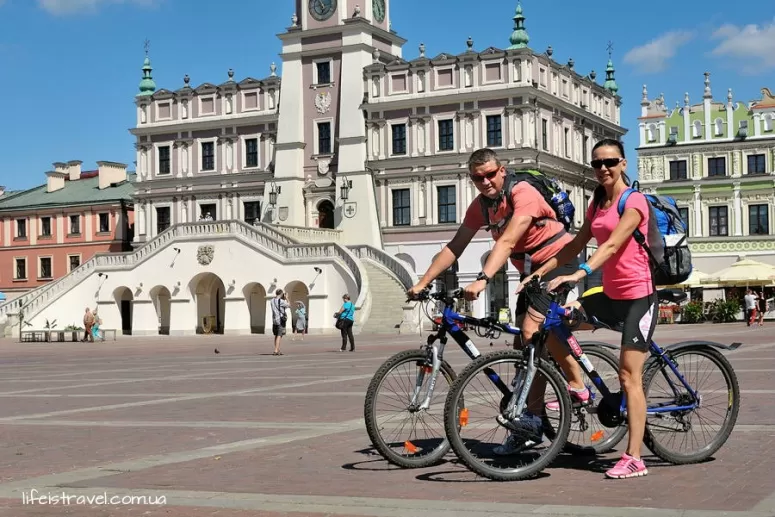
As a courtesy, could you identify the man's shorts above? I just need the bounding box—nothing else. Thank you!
[515,257,580,319]
[272,324,286,337]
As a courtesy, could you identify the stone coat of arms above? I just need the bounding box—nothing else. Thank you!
[315,92,331,114]
[197,245,215,266]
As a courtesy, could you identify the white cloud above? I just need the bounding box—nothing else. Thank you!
[37,0,157,15]
[711,19,775,73]
[623,31,695,74]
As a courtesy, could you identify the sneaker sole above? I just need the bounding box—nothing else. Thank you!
[606,468,649,479]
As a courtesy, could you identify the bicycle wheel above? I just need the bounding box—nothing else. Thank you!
[364,349,456,468]
[642,345,740,464]
[543,343,628,455]
[443,349,571,481]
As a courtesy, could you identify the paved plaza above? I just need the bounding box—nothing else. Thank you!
[0,322,773,517]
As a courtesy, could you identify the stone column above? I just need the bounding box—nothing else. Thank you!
[224,296,250,335]
[169,299,196,336]
[131,298,158,336]
[137,201,146,237]
[693,185,702,238]
[733,181,743,236]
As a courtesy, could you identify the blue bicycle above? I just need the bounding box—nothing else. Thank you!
[443,277,741,481]
[364,287,623,469]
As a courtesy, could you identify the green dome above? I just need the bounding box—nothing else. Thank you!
[507,2,529,49]
[138,56,156,96]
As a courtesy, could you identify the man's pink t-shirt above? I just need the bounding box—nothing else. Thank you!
[586,190,652,300]
[462,182,572,272]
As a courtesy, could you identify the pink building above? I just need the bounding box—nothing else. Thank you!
[0,161,135,301]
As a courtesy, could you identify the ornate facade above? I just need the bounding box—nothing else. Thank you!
[637,75,775,273]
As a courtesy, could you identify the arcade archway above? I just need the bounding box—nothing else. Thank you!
[189,273,226,334]
[243,282,267,334]
[149,285,171,335]
[285,280,310,334]
[112,287,133,335]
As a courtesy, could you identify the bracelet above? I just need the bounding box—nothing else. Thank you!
[578,263,593,276]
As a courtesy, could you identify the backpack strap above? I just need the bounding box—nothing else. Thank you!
[616,188,647,247]
[510,229,567,261]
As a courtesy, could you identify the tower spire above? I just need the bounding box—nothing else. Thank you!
[507,1,529,50]
[603,41,619,96]
[138,39,156,96]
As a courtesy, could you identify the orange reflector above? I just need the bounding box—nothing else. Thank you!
[404,441,418,453]
[590,430,605,442]
[459,408,469,427]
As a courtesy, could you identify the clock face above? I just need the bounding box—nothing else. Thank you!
[309,0,337,21]
[372,0,385,23]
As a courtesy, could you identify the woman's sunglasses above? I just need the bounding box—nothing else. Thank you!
[590,158,623,169]
[470,168,501,183]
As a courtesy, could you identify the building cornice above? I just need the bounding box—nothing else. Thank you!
[129,111,279,136]
[638,138,775,156]
[362,86,626,136]
[277,19,407,46]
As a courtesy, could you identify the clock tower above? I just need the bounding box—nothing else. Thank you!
[269,0,404,247]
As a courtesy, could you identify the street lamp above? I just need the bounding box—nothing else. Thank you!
[340,179,352,201]
[268,181,281,206]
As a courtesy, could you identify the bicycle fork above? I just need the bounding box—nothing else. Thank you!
[502,345,536,420]
[409,342,444,410]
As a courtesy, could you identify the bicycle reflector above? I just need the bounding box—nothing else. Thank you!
[404,441,418,453]
[459,408,469,427]
[590,430,605,442]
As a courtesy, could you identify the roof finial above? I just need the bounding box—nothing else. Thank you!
[684,91,690,106]
[419,42,425,57]
[703,71,712,99]
[728,87,733,104]
[507,1,529,50]
[138,40,156,96]
[641,84,649,106]
[603,41,618,95]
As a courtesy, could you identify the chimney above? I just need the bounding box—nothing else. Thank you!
[97,161,128,190]
[53,162,67,173]
[67,160,83,181]
[45,171,66,193]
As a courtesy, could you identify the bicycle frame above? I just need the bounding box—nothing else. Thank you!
[408,296,518,410]
[541,299,702,417]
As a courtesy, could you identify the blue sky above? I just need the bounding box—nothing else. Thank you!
[0,0,773,191]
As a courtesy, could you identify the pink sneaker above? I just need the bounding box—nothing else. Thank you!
[605,453,648,479]
[546,386,590,411]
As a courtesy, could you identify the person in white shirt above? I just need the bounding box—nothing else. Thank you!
[744,290,756,326]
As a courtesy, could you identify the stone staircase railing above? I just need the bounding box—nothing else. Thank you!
[2,220,366,326]
[271,225,343,243]
[348,245,417,290]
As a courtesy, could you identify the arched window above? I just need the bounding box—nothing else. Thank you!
[764,114,774,132]
[646,124,657,142]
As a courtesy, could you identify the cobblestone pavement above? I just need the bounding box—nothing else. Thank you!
[0,322,773,517]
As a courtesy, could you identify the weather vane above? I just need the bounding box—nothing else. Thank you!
[144,38,150,56]
[607,40,614,59]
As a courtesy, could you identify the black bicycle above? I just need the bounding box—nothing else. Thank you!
[363,287,622,468]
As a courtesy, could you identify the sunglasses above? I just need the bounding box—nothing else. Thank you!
[590,158,623,170]
[470,168,501,183]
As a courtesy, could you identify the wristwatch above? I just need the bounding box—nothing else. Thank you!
[476,271,491,284]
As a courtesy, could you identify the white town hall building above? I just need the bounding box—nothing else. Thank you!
[1,0,624,336]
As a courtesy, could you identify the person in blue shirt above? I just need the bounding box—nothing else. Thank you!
[336,294,355,352]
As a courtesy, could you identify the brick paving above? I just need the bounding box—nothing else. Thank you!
[0,323,772,516]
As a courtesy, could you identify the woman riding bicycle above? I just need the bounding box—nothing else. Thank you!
[523,138,656,479]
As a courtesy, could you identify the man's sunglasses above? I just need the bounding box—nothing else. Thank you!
[590,158,623,169]
[470,168,501,183]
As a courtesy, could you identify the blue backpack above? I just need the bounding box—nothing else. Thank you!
[617,186,692,286]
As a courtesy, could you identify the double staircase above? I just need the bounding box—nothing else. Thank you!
[0,221,420,336]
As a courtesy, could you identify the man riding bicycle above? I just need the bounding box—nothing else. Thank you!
[407,148,588,454]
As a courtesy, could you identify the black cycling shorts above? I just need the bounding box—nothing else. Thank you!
[580,291,658,352]
[515,257,580,318]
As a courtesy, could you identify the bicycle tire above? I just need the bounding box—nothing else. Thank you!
[642,345,740,465]
[443,349,571,481]
[364,349,457,468]
[543,343,628,455]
